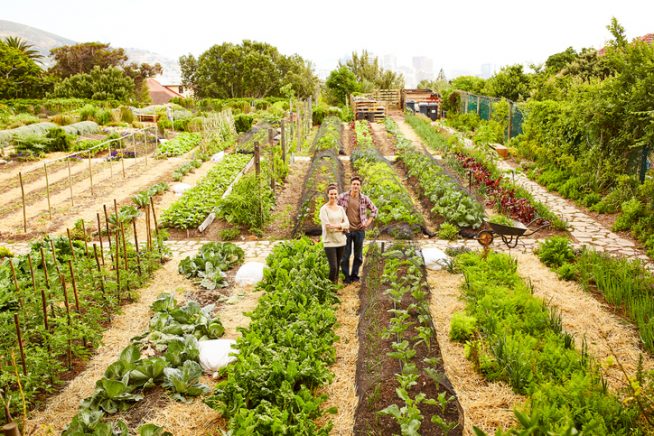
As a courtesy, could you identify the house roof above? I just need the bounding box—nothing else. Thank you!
[598,33,654,56]
[146,78,183,105]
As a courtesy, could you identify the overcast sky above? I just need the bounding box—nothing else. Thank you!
[3,0,653,79]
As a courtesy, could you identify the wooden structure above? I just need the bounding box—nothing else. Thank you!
[401,89,442,120]
[371,89,401,110]
[136,113,158,123]
[351,96,386,122]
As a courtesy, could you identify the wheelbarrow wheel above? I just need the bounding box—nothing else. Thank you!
[477,230,494,247]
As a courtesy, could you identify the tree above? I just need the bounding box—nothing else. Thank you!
[1,36,43,62]
[180,40,317,99]
[341,50,404,91]
[484,64,531,101]
[123,62,163,101]
[544,47,577,73]
[0,43,48,98]
[449,75,486,94]
[50,42,128,78]
[52,66,134,101]
[325,65,360,105]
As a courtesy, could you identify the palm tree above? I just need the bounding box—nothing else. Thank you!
[2,36,43,62]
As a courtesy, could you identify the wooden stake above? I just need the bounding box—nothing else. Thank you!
[67,158,74,206]
[2,422,20,436]
[254,141,261,175]
[49,239,61,276]
[281,119,286,163]
[40,286,49,332]
[19,172,27,233]
[93,244,105,295]
[96,213,105,265]
[59,274,73,368]
[8,260,23,308]
[145,204,152,252]
[44,163,52,218]
[40,246,56,319]
[81,220,89,256]
[120,222,129,272]
[120,141,126,178]
[13,314,27,376]
[115,230,121,301]
[103,204,114,264]
[66,228,76,261]
[67,260,81,313]
[149,196,163,262]
[132,219,142,276]
[26,254,37,292]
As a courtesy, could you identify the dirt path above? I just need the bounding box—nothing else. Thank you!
[0,152,71,184]
[368,122,395,156]
[317,283,360,435]
[264,158,311,240]
[427,270,523,434]
[1,155,181,239]
[513,252,654,390]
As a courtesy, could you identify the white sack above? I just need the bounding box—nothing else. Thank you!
[235,262,265,285]
[422,247,451,271]
[198,339,238,372]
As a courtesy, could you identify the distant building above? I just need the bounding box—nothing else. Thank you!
[598,33,654,56]
[146,78,190,104]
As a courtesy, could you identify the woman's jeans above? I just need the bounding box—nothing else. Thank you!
[341,230,365,279]
[324,245,345,283]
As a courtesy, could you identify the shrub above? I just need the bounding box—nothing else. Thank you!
[234,114,254,133]
[45,127,71,152]
[95,109,113,125]
[438,223,459,240]
[555,262,578,281]
[78,104,99,121]
[450,312,477,342]
[51,113,75,126]
[119,106,134,124]
[613,198,643,232]
[536,236,575,268]
[219,228,240,241]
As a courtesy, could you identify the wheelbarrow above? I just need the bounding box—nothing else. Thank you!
[476,218,550,248]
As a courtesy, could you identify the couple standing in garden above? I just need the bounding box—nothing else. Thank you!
[319,176,378,285]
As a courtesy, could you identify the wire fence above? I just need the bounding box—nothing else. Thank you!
[456,91,525,139]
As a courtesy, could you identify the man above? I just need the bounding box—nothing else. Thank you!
[338,176,378,284]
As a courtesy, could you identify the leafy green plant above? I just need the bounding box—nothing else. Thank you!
[0,246,14,259]
[535,236,575,268]
[178,242,244,290]
[449,312,477,342]
[156,132,201,157]
[437,223,459,240]
[219,227,240,241]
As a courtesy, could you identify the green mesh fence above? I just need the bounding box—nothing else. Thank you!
[510,104,524,138]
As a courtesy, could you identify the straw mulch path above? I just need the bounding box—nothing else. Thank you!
[427,270,524,435]
[316,282,360,435]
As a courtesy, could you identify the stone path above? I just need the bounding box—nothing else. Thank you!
[432,123,654,270]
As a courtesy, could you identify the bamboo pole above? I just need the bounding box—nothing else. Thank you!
[49,239,61,277]
[19,172,26,233]
[67,158,74,206]
[120,222,129,271]
[145,204,152,252]
[13,314,27,375]
[40,285,49,332]
[44,163,52,218]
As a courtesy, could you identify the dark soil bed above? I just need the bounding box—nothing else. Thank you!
[354,243,463,435]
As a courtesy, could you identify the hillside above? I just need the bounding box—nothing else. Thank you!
[0,19,181,83]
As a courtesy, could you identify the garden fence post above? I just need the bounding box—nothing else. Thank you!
[269,129,275,190]
[119,222,129,275]
[120,138,126,178]
[19,172,27,233]
[67,260,87,349]
[44,163,52,218]
[59,273,73,368]
[254,141,261,175]
[115,230,121,301]
[281,119,286,163]
[109,140,114,178]
[2,422,20,436]
[145,204,152,253]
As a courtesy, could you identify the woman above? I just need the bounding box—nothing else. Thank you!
[319,184,350,284]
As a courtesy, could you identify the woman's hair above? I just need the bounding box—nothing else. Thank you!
[326,183,338,194]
